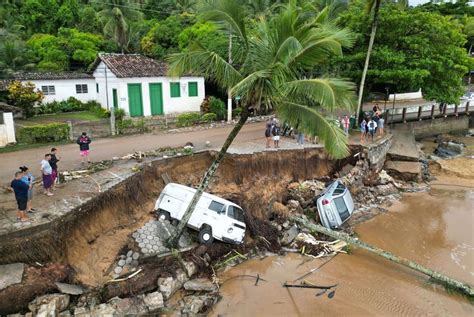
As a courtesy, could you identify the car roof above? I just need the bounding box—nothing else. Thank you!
[163,183,243,209]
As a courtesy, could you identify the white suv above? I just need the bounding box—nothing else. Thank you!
[314,180,354,229]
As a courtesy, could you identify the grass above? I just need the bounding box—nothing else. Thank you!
[0,140,72,154]
[16,111,102,126]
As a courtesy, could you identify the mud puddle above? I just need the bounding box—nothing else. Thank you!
[212,181,474,316]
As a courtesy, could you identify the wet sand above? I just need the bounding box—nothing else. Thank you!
[212,180,474,316]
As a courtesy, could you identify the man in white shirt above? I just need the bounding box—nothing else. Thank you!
[40,154,53,196]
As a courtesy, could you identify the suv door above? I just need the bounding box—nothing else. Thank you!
[206,200,226,239]
[225,205,246,243]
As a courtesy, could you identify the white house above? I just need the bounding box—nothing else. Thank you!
[0,112,16,147]
[5,54,206,117]
[90,53,205,117]
[12,72,96,103]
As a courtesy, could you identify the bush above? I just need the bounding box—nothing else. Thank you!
[117,118,148,134]
[114,108,126,121]
[201,112,217,123]
[209,96,226,120]
[176,112,201,127]
[233,107,242,118]
[17,123,69,144]
[35,97,98,115]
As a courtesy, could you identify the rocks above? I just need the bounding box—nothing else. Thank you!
[280,224,299,245]
[286,200,302,213]
[55,282,84,295]
[0,263,24,291]
[28,294,70,316]
[180,294,219,315]
[375,184,398,196]
[184,278,216,292]
[140,291,164,312]
[377,169,393,185]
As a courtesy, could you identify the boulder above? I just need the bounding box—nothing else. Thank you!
[108,297,148,315]
[286,200,302,212]
[183,278,216,292]
[182,261,197,277]
[280,224,299,245]
[0,263,24,291]
[55,282,84,295]
[140,291,164,312]
[29,294,70,315]
[376,184,398,196]
[181,295,214,315]
[378,170,393,185]
[158,271,188,300]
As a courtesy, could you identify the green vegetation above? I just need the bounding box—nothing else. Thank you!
[17,122,70,144]
[176,112,201,127]
[18,111,102,126]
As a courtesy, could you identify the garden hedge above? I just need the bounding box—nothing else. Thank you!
[17,123,70,144]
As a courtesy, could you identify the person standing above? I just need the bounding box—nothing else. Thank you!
[360,118,367,143]
[296,129,305,146]
[77,132,92,164]
[265,122,272,148]
[11,171,30,222]
[378,116,385,137]
[50,147,60,187]
[272,123,281,148]
[341,115,350,136]
[41,154,54,196]
[20,166,35,213]
[367,118,377,142]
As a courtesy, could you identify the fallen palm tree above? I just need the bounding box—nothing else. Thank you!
[292,217,474,297]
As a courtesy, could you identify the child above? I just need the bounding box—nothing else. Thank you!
[20,166,35,213]
[367,118,377,141]
[360,118,367,143]
[77,132,92,164]
[342,115,350,136]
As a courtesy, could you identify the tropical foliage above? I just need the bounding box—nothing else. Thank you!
[7,81,44,117]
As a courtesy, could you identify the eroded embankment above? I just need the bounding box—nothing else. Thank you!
[0,147,358,287]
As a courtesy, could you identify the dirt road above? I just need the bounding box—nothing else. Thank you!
[0,122,267,183]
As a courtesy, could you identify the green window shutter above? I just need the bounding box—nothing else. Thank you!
[188,82,198,97]
[170,82,180,98]
[96,83,99,93]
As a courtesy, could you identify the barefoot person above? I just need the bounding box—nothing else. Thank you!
[77,132,92,164]
[20,166,35,213]
[11,171,30,222]
[40,154,54,196]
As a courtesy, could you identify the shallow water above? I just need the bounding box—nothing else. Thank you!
[212,183,474,316]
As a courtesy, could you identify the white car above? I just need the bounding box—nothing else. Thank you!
[154,183,246,245]
[460,92,474,102]
[314,180,354,229]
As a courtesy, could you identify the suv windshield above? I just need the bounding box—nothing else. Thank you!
[333,183,346,196]
[227,206,245,222]
[333,197,350,222]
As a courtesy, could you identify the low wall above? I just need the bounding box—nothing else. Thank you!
[69,119,111,139]
[362,134,393,172]
[396,116,470,139]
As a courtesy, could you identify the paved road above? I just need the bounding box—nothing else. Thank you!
[0,122,267,184]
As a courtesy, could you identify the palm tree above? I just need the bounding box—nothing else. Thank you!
[98,0,143,53]
[166,0,356,247]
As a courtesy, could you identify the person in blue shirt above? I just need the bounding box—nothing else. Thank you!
[20,166,35,213]
[11,171,30,222]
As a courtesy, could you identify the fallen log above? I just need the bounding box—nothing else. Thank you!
[292,217,474,297]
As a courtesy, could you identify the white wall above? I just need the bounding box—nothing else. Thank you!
[389,89,422,101]
[0,112,16,147]
[24,79,96,103]
[93,62,205,116]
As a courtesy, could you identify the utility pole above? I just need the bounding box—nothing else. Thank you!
[227,34,232,123]
[105,65,116,136]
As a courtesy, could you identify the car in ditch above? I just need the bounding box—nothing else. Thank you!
[154,183,246,245]
[313,180,354,229]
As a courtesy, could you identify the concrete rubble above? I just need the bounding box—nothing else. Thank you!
[183,278,217,292]
[55,283,84,295]
[0,263,24,291]
[28,294,70,316]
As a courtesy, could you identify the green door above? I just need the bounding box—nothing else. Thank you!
[127,84,143,117]
[149,83,163,115]
[112,88,118,109]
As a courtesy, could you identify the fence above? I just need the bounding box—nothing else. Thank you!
[384,101,472,124]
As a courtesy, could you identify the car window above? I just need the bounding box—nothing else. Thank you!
[209,201,225,214]
[334,197,350,221]
[227,205,245,222]
[333,183,346,195]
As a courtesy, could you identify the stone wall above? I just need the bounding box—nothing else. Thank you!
[362,134,393,172]
[395,116,470,139]
[69,119,111,140]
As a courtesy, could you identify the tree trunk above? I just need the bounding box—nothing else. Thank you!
[292,217,474,297]
[167,107,250,247]
[355,0,381,124]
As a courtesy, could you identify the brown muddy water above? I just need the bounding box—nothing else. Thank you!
[212,181,474,316]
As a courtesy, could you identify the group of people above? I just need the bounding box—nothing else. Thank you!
[265,118,281,148]
[10,148,60,222]
[360,105,385,142]
[10,132,92,223]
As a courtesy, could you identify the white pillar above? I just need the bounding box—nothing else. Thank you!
[4,112,16,143]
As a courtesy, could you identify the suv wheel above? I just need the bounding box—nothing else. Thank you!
[198,226,214,245]
[157,210,170,222]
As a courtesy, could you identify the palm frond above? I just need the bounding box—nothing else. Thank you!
[199,0,248,47]
[166,46,242,91]
[277,101,350,158]
[285,78,355,112]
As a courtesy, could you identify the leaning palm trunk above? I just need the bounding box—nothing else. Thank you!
[293,217,474,297]
[355,0,381,124]
[167,108,250,247]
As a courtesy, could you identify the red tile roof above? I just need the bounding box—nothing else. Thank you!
[91,53,168,78]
